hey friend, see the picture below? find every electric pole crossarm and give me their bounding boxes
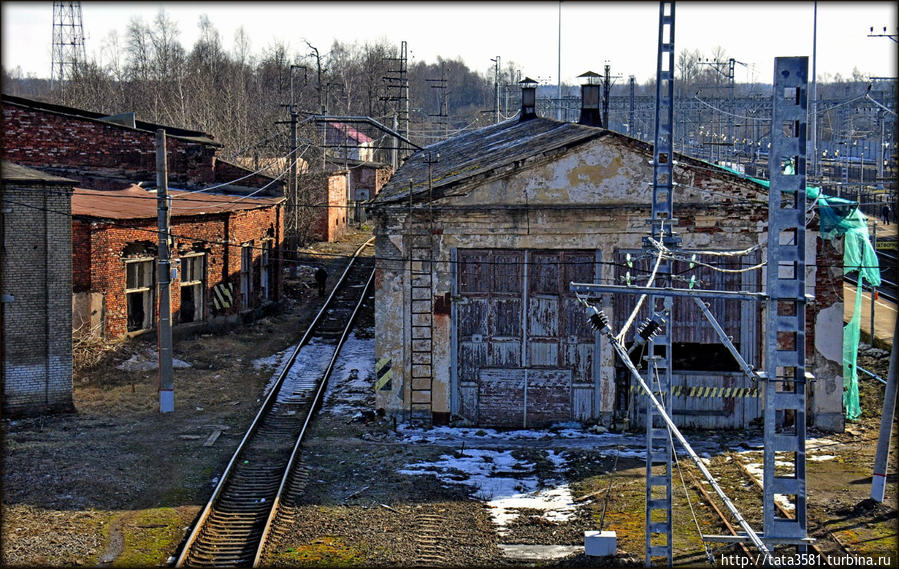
[312,115,423,151]
[570,282,766,302]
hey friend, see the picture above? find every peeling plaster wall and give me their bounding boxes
[373,136,842,428]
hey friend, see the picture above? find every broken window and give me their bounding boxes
[240,243,254,309]
[179,253,205,323]
[125,258,154,332]
[260,241,272,301]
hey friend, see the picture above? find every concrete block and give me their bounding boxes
[584,530,617,557]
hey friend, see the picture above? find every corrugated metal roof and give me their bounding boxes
[1,160,75,184]
[373,117,607,204]
[72,185,283,220]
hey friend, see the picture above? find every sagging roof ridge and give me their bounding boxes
[375,117,772,208]
[2,94,221,147]
[373,117,610,206]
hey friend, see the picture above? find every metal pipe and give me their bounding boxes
[692,296,760,381]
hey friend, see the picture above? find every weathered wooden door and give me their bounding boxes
[455,248,598,428]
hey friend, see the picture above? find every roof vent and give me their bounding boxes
[519,77,538,122]
[578,71,603,128]
[100,112,136,129]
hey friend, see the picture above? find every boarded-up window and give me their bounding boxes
[240,244,253,308]
[260,241,273,301]
[125,258,154,332]
[179,254,205,323]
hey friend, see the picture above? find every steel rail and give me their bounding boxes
[253,268,375,566]
[175,237,374,567]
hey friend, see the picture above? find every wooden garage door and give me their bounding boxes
[456,249,598,428]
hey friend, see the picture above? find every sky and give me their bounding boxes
[2,1,896,85]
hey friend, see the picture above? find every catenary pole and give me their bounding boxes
[156,129,174,413]
[557,0,562,120]
[871,310,898,501]
[810,0,818,177]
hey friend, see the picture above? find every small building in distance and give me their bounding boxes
[1,161,76,416]
[72,185,285,339]
[325,122,375,162]
[368,82,844,432]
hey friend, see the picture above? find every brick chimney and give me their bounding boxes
[578,71,603,127]
[519,77,538,121]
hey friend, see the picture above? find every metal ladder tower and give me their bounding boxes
[50,1,87,90]
[763,55,809,552]
[382,41,410,156]
[407,155,437,424]
[644,2,677,565]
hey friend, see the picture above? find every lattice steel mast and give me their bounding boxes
[643,3,677,564]
[50,1,87,90]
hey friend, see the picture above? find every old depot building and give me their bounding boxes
[369,81,844,432]
[72,185,284,339]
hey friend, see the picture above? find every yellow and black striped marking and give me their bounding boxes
[631,385,759,398]
[375,357,392,391]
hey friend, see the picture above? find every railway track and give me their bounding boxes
[684,450,853,566]
[175,238,375,567]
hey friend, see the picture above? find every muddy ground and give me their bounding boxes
[2,226,897,567]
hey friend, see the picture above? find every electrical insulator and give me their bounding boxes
[587,305,610,333]
[628,312,666,354]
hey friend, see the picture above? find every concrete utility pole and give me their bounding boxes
[155,129,174,413]
[492,56,501,124]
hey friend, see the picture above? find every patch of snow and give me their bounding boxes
[808,454,836,462]
[324,332,375,415]
[255,331,375,412]
[117,351,192,372]
[399,448,576,534]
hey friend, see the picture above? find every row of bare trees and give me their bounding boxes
[3,10,500,163]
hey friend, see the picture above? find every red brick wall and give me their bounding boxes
[74,204,284,338]
[72,220,92,292]
[350,165,393,197]
[327,173,348,242]
[3,103,216,187]
[307,172,348,242]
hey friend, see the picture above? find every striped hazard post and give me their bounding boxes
[212,282,234,311]
[375,357,392,391]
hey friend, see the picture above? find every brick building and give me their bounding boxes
[71,185,285,339]
[369,86,844,432]
[1,162,75,416]
[2,94,282,195]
